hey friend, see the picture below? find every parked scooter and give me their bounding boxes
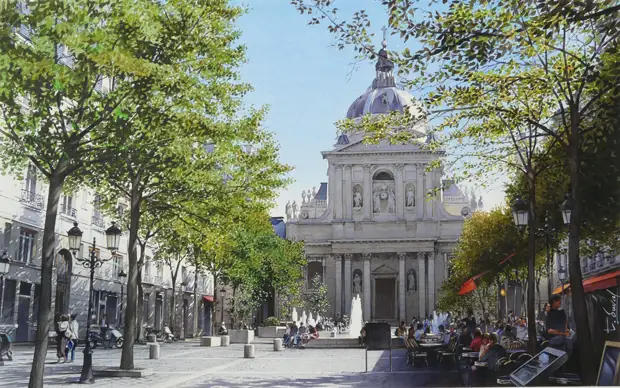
[88,325,123,349]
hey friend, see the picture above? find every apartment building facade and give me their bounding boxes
[0,167,214,341]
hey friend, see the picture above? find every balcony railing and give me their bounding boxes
[91,216,105,228]
[153,276,164,285]
[20,189,44,210]
[60,206,77,218]
[582,252,618,276]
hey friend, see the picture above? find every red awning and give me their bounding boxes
[203,295,214,303]
[552,270,620,295]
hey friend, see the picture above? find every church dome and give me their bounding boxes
[345,41,426,137]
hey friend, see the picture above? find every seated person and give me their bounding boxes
[308,325,319,340]
[500,325,522,349]
[437,324,447,343]
[420,326,432,339]
[459,326,472,348]
[359,322,367,345]
[396,320,408,338]
[516,319,528,340]
[474,333,506,372]
[414,323,424,340]
[470,328,484,352]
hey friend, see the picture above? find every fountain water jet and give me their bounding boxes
[430,311,449,334]
[292,308,298,324]
[349,295,363,338]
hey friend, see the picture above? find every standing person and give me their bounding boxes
[65,313,79,363]
[538,303,551,338]
[546,294,571,352]
[55,314,70,363]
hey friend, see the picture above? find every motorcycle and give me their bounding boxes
[89,325,123,349]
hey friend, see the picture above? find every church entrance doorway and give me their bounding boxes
[373,278,396,320]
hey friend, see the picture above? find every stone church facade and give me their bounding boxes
[285,40,470,324]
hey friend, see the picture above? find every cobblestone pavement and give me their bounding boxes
[0,339,460,387]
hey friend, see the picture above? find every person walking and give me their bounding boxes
[55,314,70,363]
[65,313,79,363]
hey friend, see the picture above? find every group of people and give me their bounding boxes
[55,313,79,364]
[283,321,320,348]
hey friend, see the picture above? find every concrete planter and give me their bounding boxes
[257,326,287,338]
[228,329,254,344]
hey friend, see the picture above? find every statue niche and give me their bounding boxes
[405,183,415,208]
[372,170,395,214]
[353,185,363,209]
[352,269,363,295]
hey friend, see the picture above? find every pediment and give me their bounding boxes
[372,264,398,275]
[335,139,422,153]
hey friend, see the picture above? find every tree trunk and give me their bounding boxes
[170,278,176,335]
[568,120,596,383]
[28,172,65,388]
[526,171,538,353]
[120,176,141,370]
[135,242,146,341]
[193,264,199,337]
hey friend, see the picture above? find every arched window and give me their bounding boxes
[307,261,323,288]
[373,171,394,181]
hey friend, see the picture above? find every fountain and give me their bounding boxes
[308,312,314,322]
[349,294,363,339]
[292,308,298,323]
[430,311,449,333]
[301,311,307,326]
[316,313,321,323]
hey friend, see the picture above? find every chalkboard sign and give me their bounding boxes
[365,322,391,351]
[597,341,620,386]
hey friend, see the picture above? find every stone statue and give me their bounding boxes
[470,192,477,211]
[312,186,317,199]
[387,188,396,213]
[301,190,307,204]
[373,190,381,213]
[353,271,362,294]
[353,188,363,208]
[478,196,483,209]
[406,185,415,207]
[407,269,417,291]
[285,201,292,220]
[292,201,298,219]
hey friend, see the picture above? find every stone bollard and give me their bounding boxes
[146,334,157,343]
[221,335,230,347]
[244,344,255,359]
[149,343,160,360]
[273,338,283,351]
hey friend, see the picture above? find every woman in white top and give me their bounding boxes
[65,314,79,363]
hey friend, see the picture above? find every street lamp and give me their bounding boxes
[511,198,529,230]
[118,270,127,326]
[67,222,122,384]
[219,288,226,328]
[0,250,11,352]
[561,193,573,226]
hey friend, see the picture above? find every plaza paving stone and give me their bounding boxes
[0,339,460,387]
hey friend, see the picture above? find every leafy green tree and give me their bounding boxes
[0,2,185,385]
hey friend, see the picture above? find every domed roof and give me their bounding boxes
[345,40,426,137]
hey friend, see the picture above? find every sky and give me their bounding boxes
[234,1,508,217]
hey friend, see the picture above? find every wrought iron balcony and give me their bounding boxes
[60,206,77,218]
[91,216,105,228]
[582,252,618,276]
[20,189,44,210]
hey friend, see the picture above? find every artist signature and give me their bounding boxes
[603,289,619,334]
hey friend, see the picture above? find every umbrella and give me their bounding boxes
[458,252,517,295]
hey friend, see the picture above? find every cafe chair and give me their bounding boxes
[405,337,429,367]
[438,335,460,365]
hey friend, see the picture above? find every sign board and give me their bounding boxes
[510,347,568,386]
[597,341,620,386]
[364,322,392,372]
[365,322,391,350]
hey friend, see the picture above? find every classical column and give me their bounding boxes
[418,253,426,318]
[394,164,405,220]
[425,167,434,219]
[428,252,436,313]
[398,253,406,321]
[344,164,352,219]
[363,164,372,220]
[344,254,352,315]
[363,253,371,322]
[335,255,342,316]
[443,252,449,281]
[416,164,424,219]
[334,165,343,220]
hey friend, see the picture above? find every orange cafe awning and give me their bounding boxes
[552,269,620,295]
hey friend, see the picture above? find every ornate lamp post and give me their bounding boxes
[118,270,127,327]
[67,222,122,384]
[219,288,226,329]
[0,250,11,344]
[561,193,573,226]
[511,198,529,231]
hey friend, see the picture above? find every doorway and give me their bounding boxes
[374,278,396,320]
[155,294,163,330]
[54,250,72,319]
[16,282,32,342]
